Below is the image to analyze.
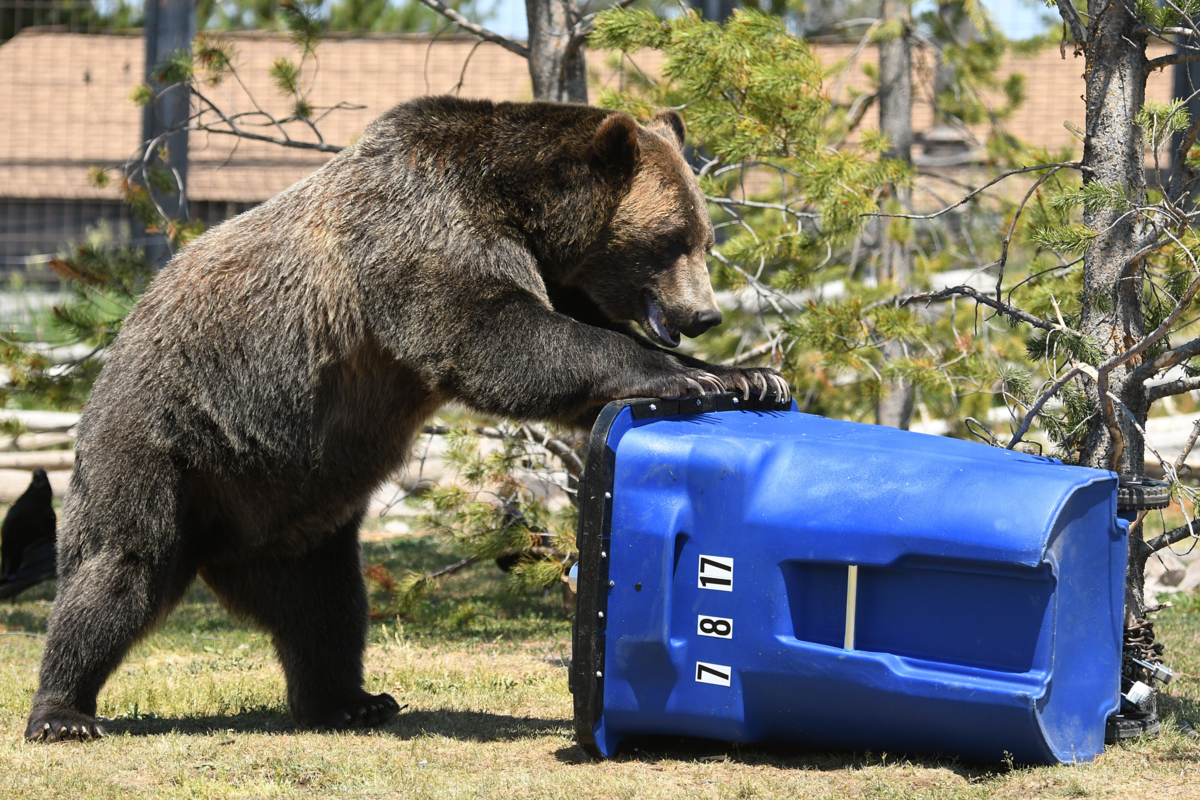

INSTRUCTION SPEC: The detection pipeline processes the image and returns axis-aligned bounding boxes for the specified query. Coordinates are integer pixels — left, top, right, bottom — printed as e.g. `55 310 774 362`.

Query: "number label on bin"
698 555 734 591
697 615 733 639
695 661 732 687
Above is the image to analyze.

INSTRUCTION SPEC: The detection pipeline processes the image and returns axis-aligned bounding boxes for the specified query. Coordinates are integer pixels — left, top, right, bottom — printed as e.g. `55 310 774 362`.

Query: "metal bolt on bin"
571 394 1131 765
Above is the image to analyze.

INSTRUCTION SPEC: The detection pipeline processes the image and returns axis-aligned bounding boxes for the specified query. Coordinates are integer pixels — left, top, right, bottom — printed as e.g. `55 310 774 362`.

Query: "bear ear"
646 109 686 151
589 113 639 172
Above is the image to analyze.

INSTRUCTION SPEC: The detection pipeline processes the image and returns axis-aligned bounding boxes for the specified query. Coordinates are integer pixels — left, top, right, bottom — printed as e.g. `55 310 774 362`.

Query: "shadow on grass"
552 736 1013 782
102 707 570 743
102 708 296 737
390 709 570 742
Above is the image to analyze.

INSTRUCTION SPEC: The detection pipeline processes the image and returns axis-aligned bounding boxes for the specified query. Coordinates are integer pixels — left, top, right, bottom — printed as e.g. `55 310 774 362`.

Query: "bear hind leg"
26 517 196 742
200 512 400 729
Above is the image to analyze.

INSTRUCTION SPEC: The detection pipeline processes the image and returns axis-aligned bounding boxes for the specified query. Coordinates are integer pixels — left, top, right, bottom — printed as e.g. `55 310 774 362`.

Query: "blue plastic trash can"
570 395 1127 765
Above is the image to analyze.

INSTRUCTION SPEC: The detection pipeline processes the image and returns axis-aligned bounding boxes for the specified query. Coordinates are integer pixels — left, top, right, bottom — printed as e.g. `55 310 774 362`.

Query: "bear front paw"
25 706 106 742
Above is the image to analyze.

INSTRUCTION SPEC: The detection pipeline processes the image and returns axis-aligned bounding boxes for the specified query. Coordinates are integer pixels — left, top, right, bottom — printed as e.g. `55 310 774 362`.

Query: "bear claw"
26 710 107 743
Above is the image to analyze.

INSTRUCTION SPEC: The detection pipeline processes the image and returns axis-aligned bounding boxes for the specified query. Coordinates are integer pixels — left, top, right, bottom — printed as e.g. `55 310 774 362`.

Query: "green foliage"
1030 223 1096 255
1047 181 1131 214
591 5 1044 430
1137 99 1191 153
128 83 155 107
278 0 323 55
593 8 900 280
378 426 580 617
269 56 302 95
150 49 194 86
193 34 236 85
1140 0 1200 30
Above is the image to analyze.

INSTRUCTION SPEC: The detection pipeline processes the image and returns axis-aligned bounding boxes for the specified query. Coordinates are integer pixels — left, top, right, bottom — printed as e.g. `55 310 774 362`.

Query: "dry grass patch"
1 526 1198 798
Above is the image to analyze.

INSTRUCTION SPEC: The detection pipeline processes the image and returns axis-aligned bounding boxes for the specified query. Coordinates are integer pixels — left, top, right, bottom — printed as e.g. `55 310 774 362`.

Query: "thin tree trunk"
876 0 915 429
1075 4 1150 620
525 0 587 103
142 0 193 267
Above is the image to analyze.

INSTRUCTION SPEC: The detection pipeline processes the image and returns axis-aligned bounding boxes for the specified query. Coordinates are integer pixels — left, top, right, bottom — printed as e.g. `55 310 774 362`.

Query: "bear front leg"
543 290 791 407
427 293 741 424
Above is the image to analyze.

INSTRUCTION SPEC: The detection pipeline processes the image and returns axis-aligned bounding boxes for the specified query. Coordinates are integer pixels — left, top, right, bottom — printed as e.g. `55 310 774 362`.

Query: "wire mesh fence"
0 2 540 281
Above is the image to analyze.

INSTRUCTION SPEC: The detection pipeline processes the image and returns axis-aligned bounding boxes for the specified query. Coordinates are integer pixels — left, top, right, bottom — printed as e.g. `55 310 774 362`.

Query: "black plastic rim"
1117 475 1171 511
1105 712 1161 744
571 390 792 757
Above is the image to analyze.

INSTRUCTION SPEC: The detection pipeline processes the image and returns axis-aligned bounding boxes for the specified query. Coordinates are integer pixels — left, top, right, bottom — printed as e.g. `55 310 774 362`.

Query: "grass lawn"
1 518 1198 799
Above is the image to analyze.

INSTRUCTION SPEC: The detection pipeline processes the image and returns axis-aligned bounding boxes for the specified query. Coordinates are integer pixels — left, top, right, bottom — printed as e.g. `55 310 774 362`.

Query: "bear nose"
682 308 723 337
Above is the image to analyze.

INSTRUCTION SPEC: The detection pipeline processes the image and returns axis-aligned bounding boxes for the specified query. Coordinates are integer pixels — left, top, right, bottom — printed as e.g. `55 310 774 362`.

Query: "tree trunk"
689 0 736 23
1075 5 1150 620
525 0 587 103
142 0 194 267
876 0 915 429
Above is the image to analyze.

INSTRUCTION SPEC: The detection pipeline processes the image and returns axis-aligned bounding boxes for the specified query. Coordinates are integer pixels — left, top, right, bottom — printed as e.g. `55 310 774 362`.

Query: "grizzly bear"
25 96 789 741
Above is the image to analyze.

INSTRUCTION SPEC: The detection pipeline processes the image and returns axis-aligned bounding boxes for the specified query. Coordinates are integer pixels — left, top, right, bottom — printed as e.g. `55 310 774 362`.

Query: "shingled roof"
0 28 1176 206
0 29 535 203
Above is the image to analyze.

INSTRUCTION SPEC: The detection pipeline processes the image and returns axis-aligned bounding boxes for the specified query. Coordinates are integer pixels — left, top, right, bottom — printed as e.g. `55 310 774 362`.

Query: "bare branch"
903 285 1060 332
519 424 583 479
1148 375 1200 402
415 0 530 58
430 555 477 579
1054 0 1088 48
1175 419 1200 474
1007 365 1083 450
191 87 345 152
420 423 582 478
721 336 782 366
1148 49 1200 70
867 162 1081 221
188 124 342 152
996 165 1074 302
1132 335 1200 383
1145 523 1197 553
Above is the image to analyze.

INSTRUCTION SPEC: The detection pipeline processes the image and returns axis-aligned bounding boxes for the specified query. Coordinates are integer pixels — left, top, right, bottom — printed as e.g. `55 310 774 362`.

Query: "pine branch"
420 423 582 478
578 0 640 37
1098 268 1200 384
415 0 530 58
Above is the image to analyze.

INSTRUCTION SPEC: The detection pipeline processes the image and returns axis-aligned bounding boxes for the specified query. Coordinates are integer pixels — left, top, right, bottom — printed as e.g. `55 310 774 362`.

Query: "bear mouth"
643 293 681 348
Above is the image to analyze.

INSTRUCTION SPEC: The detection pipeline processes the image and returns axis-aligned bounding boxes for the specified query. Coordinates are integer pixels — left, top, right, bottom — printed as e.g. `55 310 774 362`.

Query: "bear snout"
680 307 723 338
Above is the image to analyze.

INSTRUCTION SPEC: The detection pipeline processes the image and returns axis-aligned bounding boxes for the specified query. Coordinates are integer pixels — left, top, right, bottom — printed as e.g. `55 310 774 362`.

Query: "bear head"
570 110 722 349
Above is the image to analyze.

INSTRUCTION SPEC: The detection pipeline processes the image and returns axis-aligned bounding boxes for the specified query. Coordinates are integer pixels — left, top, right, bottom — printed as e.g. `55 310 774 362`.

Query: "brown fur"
24 97 787 742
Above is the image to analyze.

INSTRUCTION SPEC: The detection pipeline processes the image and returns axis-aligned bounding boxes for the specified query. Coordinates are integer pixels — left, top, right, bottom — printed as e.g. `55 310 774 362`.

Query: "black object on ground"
0 469 57 600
